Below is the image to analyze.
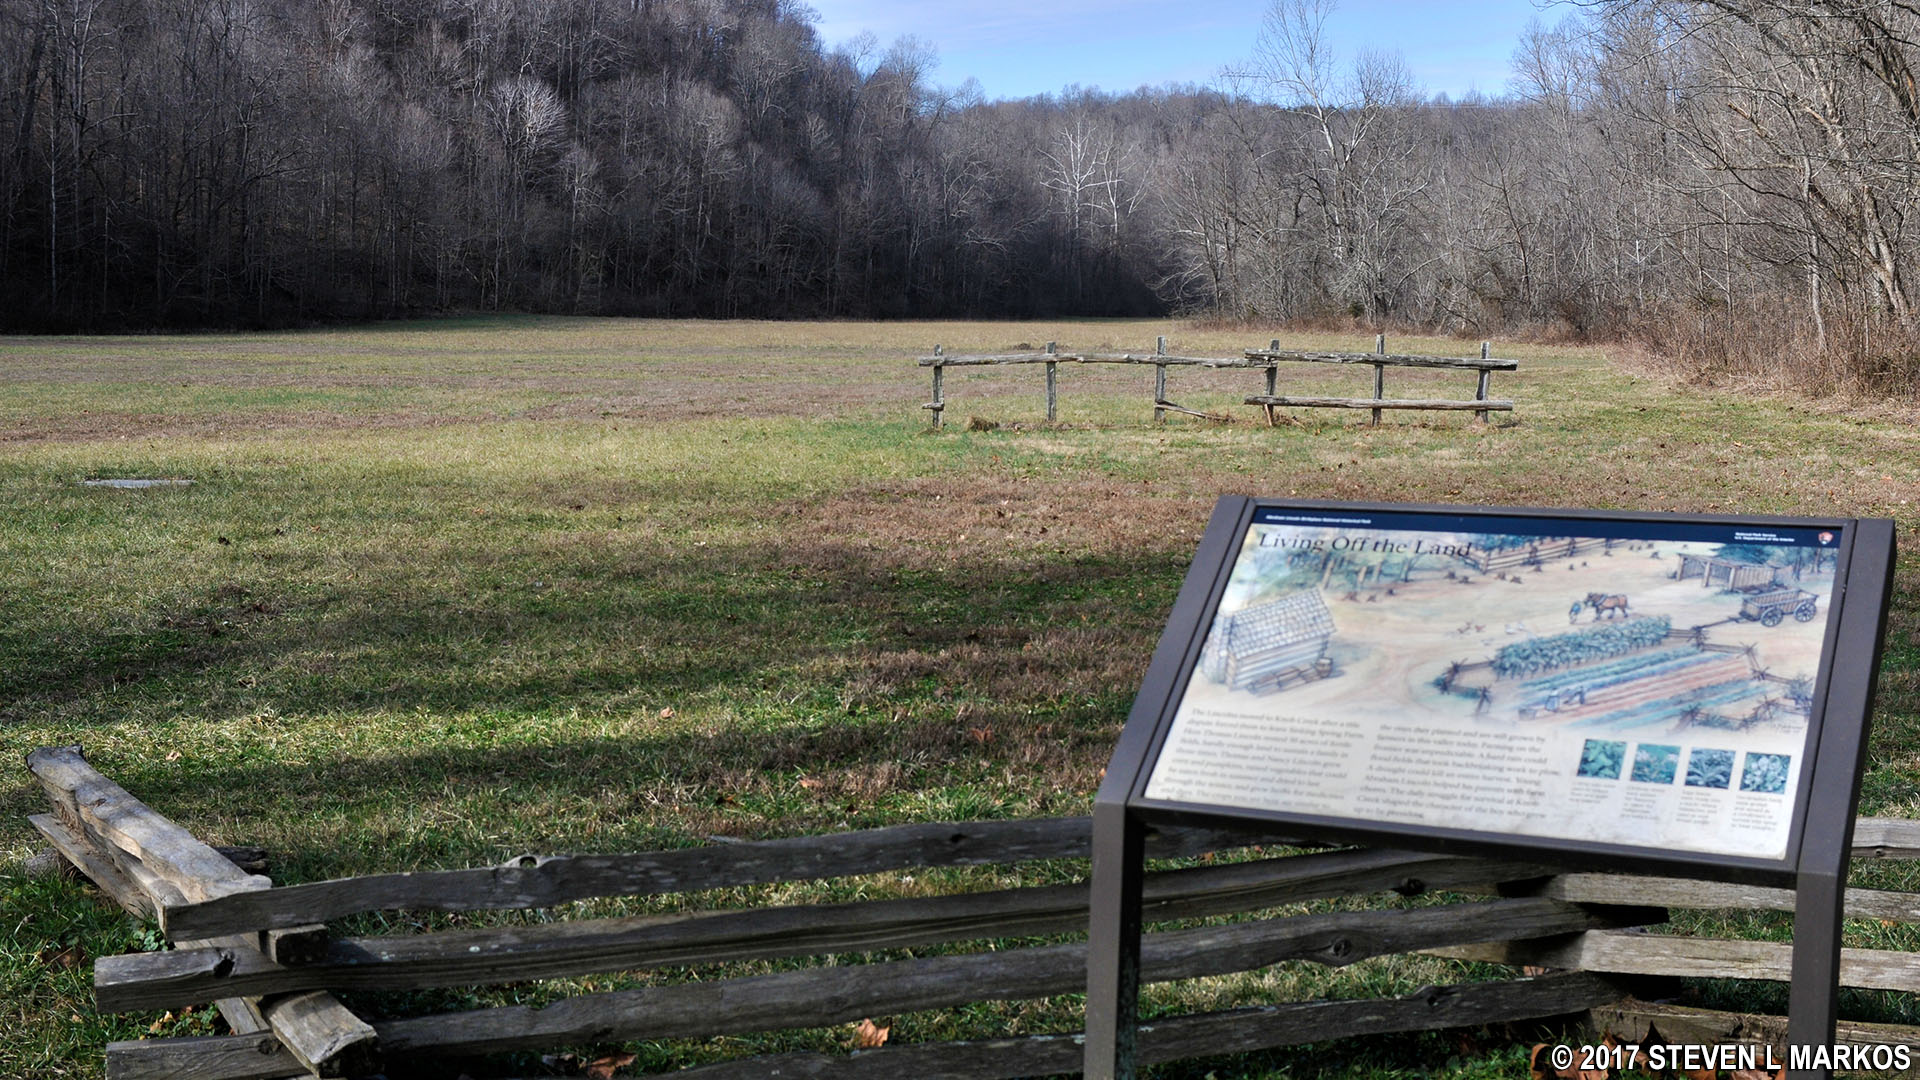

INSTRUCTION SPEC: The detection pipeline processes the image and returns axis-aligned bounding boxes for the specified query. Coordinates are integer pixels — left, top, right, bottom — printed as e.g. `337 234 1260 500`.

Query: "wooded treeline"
3 0 1917 389
0 0 1173 328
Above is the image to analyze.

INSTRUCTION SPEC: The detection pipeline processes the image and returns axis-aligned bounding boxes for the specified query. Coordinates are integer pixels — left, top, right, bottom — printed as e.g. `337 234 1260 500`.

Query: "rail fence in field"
917 335 1517 428
24 743 1920 1079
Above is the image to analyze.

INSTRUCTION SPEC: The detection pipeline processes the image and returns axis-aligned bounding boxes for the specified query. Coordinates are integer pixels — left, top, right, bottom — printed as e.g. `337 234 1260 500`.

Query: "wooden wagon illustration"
1199 590 1336 692
1737 586 1819 627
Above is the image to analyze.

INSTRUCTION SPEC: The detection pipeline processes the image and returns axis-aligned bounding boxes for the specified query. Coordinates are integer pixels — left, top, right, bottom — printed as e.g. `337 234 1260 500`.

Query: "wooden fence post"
1263 339 1279 427
932 345 944 429
1476 341 1491 424
27 746 379 1076
1372 334 1386 427
1154 336 1167 423
915 341 1515 428
1045 341 1058 422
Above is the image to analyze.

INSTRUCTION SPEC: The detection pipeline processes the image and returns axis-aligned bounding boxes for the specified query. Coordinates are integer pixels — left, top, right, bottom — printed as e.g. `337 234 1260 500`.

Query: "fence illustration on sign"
1462 535 1611 575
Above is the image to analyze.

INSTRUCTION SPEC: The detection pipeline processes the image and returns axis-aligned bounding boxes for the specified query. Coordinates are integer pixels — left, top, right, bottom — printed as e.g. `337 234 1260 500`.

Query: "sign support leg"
1085 800 1145 1080
1785 868 1840 1080
1783 517 1893 1080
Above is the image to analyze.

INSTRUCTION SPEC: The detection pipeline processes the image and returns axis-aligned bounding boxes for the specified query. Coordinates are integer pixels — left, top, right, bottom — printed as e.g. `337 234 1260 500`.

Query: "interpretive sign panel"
1138 505 1845 865
1086 498 1896 1080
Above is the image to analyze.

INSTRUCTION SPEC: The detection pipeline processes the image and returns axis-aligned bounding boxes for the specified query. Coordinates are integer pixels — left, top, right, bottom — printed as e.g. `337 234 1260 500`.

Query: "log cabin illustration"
1200 590 1336 692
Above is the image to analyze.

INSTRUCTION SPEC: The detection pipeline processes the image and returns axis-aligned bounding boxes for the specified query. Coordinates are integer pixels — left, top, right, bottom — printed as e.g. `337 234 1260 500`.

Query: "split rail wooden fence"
918 336 1516 428
26 744 1920 1079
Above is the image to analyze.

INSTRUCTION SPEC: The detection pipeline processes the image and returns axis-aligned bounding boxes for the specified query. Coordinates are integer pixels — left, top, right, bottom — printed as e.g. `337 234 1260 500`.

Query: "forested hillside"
4 0 1919 394
2 0 1179 327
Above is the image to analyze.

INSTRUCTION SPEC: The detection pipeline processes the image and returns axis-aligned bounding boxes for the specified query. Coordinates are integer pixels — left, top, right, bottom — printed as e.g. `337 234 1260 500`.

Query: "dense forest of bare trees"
0 0 1178 328
2 0 1916 389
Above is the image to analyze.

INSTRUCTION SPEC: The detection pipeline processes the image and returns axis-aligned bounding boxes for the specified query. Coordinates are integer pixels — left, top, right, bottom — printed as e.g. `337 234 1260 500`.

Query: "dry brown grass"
1625 301 1920 410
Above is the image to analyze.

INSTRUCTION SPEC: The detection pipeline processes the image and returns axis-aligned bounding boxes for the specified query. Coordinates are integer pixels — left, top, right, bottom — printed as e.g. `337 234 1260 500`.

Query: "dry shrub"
1186 310 1599 347
1644 297 1920 400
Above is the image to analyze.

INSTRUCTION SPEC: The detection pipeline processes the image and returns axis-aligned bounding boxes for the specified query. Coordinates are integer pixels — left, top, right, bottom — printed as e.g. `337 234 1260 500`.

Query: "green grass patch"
1 316 1916 1077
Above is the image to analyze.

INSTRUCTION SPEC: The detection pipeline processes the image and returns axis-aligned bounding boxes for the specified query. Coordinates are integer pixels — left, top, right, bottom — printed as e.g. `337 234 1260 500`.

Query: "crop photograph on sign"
1142 507 1844 861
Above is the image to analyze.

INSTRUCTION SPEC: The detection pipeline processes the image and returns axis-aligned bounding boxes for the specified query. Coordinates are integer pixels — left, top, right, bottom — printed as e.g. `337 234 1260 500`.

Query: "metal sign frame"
1085 497 1897 1080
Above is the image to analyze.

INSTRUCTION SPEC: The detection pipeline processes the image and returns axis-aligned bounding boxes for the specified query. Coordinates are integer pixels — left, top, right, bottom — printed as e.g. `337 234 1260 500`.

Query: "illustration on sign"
1142 512 1840 860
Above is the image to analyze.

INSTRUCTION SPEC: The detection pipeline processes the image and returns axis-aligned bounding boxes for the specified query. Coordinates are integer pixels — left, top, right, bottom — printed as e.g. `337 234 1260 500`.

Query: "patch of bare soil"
0 409 475 444
786 474 1213 571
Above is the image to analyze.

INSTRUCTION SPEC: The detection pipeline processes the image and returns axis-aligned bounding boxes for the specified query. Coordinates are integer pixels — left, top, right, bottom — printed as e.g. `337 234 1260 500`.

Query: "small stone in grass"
82 477 192 489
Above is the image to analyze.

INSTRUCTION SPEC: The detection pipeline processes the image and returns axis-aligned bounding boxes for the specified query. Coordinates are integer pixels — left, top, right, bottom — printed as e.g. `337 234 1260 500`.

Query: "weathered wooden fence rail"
1244 335 1516 426
25 744 1920 1079
917 335 1517 428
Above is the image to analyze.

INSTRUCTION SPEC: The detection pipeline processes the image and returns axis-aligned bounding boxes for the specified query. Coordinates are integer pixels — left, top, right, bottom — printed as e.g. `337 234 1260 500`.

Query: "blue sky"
804 1 1552 101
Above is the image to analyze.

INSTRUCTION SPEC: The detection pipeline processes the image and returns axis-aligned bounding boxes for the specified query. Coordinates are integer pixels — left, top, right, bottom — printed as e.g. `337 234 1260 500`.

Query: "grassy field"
2 316 1918 1078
